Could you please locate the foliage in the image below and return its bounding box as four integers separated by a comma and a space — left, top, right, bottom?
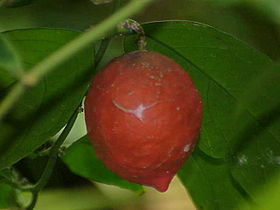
0, 0, 280, 209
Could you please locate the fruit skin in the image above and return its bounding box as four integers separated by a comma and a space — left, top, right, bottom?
85, 50, 202, 192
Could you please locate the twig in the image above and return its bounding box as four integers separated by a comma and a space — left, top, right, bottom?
94, 38, 111, 69
25, 106, 79, 210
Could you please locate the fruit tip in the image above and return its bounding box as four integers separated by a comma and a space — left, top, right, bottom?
148, 173, 174, 192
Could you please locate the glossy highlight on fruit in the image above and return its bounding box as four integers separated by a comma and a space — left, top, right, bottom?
85, 50, 202, 192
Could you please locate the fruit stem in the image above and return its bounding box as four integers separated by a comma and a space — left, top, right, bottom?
118, 19, 147, 50
0, 0, 154, 121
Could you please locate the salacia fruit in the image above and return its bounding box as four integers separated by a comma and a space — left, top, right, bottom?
85, 50, 202, 192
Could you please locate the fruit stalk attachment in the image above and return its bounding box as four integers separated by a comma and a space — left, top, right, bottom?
118, 19, 147, 50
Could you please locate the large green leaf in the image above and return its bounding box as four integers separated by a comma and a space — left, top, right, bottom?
178, 150, 252, 210
0, 29, 93, 170
62, 135, 143, 193
124, 21, 280, 209
230, 64, 280, 201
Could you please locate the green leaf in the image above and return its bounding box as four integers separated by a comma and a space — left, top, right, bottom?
230, 64, 280, 201
178, 150, 252, 210
240, 172, 280, 210
124, 21, 280, 209
62, 135, 143, 193
0, 34, 22, 78
0, 28, 93, 170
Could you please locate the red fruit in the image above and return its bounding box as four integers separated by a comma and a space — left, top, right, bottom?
85, 50, 202, 192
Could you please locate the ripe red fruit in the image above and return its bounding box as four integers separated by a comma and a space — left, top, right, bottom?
85, 50, 202, 192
